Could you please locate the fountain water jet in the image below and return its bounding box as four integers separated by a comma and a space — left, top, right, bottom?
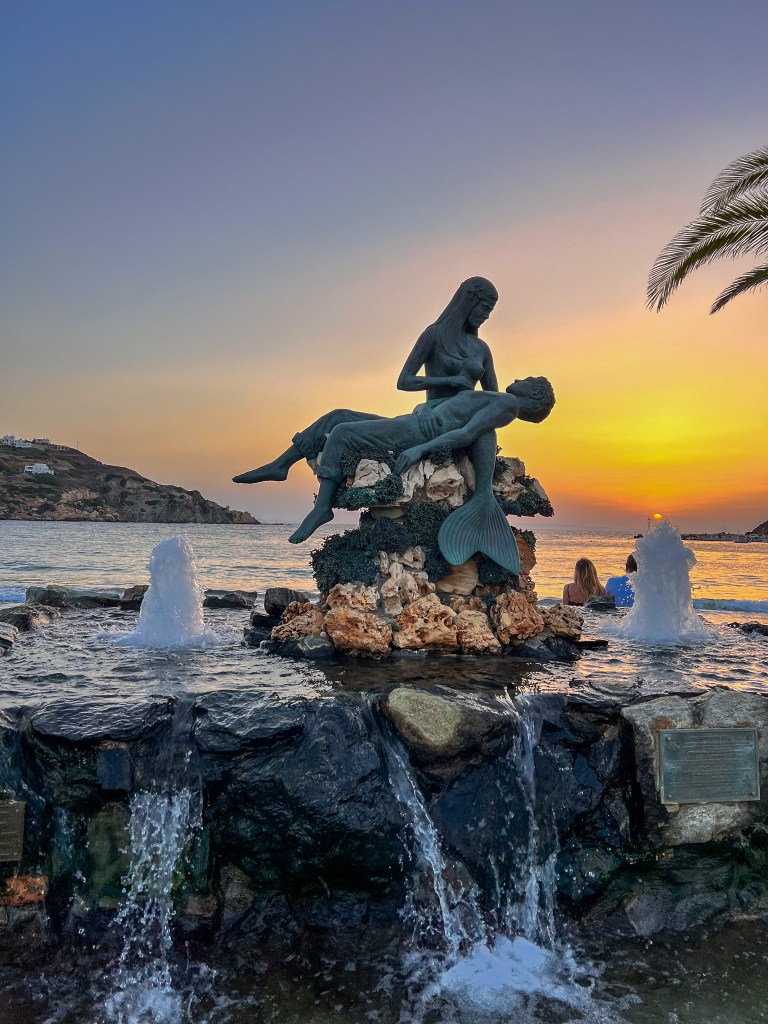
116, 536, 217, 650
621, 520, 712, 644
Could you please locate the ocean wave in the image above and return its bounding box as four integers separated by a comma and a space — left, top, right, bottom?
0, 587, 27, 604
693, 598, 768, 613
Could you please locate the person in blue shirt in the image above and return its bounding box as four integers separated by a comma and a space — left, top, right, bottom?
605, 555, 638, 607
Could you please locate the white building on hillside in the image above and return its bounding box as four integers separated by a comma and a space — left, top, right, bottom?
24, 463, 54, 475
1, 434, 16, 445
14, 440, 33, 449
32, 437, 51, 445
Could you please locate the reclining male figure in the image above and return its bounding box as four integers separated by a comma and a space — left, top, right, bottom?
279, 376, 555, 564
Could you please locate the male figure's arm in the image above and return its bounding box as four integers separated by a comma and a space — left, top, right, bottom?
392, 392, 519, 473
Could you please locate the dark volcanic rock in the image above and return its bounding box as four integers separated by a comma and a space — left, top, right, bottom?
0, 623, 19, 651
264, 587, 311, 619
0, 605, 60, 630
203, 590, 258, 609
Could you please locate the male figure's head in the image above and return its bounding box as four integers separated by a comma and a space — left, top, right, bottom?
505, 376, 556, 423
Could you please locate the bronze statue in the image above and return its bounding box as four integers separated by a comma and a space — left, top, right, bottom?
267, 378, 555, 570
232, 281, 554, 574
233, 277, 499, 485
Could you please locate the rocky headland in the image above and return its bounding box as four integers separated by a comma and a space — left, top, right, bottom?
0, 441, 259, 524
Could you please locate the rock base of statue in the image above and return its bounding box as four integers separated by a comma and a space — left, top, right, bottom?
254, 450, 583, 659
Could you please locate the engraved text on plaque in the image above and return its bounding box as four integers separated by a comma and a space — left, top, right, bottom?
658, 728, 760, 805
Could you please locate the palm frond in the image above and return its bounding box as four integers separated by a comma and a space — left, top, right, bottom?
700, 145, 768, 214
648, 201, 768, 310
709, 261, 768, 313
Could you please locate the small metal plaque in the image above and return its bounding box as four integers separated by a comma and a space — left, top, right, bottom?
658, 728, 760, 805
0, 802, 25, 862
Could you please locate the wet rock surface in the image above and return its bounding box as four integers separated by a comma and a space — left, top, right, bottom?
1, 683, 768, 964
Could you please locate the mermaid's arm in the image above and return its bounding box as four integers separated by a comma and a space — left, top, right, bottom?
397, 328, 476, 393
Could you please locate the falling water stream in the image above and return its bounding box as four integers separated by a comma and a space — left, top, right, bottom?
103, 790, 202, 1024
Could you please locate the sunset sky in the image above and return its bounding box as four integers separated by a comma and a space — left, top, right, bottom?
2, 0, 766, 532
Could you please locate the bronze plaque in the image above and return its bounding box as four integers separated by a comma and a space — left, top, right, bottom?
658, 728, 760, 805
0, 801, 25, 862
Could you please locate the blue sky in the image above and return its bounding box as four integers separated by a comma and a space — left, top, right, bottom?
2, 0, 767, 529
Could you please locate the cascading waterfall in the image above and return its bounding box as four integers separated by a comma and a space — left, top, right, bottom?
116, 536, 216, 650
103, 789, 202, 1024
510, 709, 558, 948
383, 735, 486, 958
384, 708, 591, 1020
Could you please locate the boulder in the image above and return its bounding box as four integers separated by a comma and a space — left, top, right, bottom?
490, 591, 545, 644
323, 608, 393, 656
435, 558, 479, 596
381, 686, 510, 771
542, 603, 583, 641
392, 594, 458, 651
379, 563, 431, 617
455, 608, 502, 655
120, 584, 148, 609
0, 605, 59, 630
264, 587, 311, 619
424, 464, 466, 507
350, 460, 391, 488
203, 590, 258, 609
326, 583, 378, 612
271, 602, 324, 642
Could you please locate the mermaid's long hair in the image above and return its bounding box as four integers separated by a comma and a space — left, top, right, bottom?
429, 277, 498, 359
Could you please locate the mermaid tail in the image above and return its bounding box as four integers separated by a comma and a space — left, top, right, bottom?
437, 491, 520, 574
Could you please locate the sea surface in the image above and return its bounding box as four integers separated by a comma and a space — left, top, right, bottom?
1, 520, 767, 706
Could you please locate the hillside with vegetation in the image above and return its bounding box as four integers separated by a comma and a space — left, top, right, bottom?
0, 442, 259, 524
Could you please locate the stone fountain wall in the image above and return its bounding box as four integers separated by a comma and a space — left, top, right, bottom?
2, 685, 768, 967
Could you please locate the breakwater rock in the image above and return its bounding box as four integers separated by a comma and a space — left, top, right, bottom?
1, 685, 768, 966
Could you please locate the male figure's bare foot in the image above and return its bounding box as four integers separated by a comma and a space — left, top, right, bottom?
289, 507, 334, 543
232, 461, 289, 484
232, 444, 304, 484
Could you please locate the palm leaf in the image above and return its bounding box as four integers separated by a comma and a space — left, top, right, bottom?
700, 145, 768, 214
648, 199, 768, 310
709, 261, 768, 313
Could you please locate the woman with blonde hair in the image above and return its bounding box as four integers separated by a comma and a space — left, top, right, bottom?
563, 558, 606, 606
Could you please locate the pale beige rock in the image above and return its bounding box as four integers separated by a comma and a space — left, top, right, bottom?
379, 562, 425, 616
325, 583, 378, 612
351, 460, 391, 488
271, 602, 325, 642
490, 591, 545, 644
543, 603, 584, 640
435, 558, 479, 595
425, 464, 466, 507
393, 594, 458, 651
399, 463, 426, 501
498, 455, 525, 478
448, 595, 485, 612
455, 609, 502, 654
323, 607, 392, 655
396, 546, 426, 571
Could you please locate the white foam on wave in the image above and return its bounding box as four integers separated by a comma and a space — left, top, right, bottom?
694, 598, 768, 613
